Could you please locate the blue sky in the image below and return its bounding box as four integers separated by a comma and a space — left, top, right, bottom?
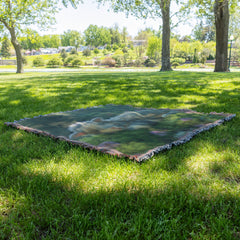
41, 1, 194, 37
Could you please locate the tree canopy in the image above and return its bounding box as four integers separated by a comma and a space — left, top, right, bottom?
0, 36, 11, 59
0, 0, 83, 73
61, 30, 83, 49
0, 0, 59, 30
96, 0, 184, 71
229, 5, 240, 40
84, 25, 111, 47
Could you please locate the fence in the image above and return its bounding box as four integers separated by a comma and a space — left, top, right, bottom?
0, 59, 17, 65
231, 61, 240, 67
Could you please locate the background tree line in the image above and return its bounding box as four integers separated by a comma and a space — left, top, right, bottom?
1, 25, 240, 69
0, 0, 239, 73
14, 25, 130, 51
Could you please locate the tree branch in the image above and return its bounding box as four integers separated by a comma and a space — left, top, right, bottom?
0, 17, 11, 30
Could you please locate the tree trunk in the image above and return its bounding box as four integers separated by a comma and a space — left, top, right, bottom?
9, 27, 24, 73
160, 0, 172, 71
214, 0, 229, 72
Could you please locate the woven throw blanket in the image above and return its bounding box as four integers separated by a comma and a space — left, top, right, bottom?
5, 105, 235, 162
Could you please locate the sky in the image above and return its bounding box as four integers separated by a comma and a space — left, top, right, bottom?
40, 1, 195, 37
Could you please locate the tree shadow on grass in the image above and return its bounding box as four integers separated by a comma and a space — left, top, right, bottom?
0, 71, 216, 119
0, 72, 190, 123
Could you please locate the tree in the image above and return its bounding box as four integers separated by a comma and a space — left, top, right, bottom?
180, 35, 193, 42
20, 29, 42, 51
214, 0, 229, 71
39, 34, 61, 48
1, 36, 11, 59
84, 25, 111, 47
61, 30, 83, 49
159, 0, 172, 71
134, 28, 154, 45
0, 0, 61, 73
146, 36, 162, 63
96, 0, 177, 71
193, 21, 215, 42
121, 27, 129, 44
229, 5, 240, 40
109, 24, 121, 45
60, 49, 68, 60
0, 0, 82, 73
188, 0, 239, 72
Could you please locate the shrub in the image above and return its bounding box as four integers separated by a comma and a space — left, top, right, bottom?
129, 43, 134, 50
193, 49, 199, 63
112, 55, 123, 67
103, 49, 108, 55
47, 57, 62, 68
82, 49, 91, 57
71, 57, 83, 67
112, 44, 119, 51
102, 57, 116, 67
147, 36, 161, 62
232, 48, 240, 62
208, 54, 215, 60
106, 45, 112, 51
94, 58, 101, 66
114, 49, 124, 55
200, 56, 207, 64
22, 56, 28, 65
171, 62, 180, 68
122, 47, 128, 53
64, 56, 75, 66
70, 48, 78, 55
123, 53, 130, 67
60, 49, 68, 60
120, 43, 126, 48
133, 58, 143, 67
144, 58, 156, 67
126, 60, 134, 67
33, 56, 45, 67
94, 48, 99, 54
193, 55, 199, 63
170, 58, 185, 65
173, 50, 187, 59
64, 56, 83, 67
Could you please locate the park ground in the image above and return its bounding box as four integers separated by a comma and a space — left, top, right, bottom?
0, 71, 240, 239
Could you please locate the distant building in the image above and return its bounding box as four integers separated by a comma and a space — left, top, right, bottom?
78, 45, 89, 52
24, 50, 41, 55
58, 46, 75, 53
97, 46, 106, 50
132, 40, 147, 47
39, 48, 58, 54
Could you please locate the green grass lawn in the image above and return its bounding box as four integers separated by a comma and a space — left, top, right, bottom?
0, 71, 239, 239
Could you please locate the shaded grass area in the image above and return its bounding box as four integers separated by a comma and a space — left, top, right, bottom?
0, 71, 240, 239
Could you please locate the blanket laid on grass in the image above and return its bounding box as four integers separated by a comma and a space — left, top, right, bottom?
5, 105, 235, 162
